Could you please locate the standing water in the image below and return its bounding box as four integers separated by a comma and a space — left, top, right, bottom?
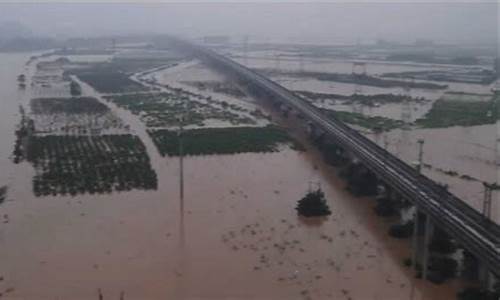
0, 53, 460, 299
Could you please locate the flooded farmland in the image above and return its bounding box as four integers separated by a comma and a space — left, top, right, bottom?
1, 2, 499, 299
0, 50, 470, 300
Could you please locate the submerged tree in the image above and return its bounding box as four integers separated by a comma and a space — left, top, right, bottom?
296, 189, 331, 217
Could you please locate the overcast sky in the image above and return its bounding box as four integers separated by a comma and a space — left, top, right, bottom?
0, 1, 498, 45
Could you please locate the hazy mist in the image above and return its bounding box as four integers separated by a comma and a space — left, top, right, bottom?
0, 2, 498, 45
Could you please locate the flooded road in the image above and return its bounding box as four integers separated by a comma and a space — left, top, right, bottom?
0, 52, 463, 299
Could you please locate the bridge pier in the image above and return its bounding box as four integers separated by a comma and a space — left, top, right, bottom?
422, 215, 434, 280
314, 137, 349, 166
411, 207, 420, 273
478, 263, 493, 291
340, 162, 378, 196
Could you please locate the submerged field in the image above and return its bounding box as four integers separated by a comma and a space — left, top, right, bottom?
28, 134, 157, 196
105, 91, 258, 128
71, 69, 149, 93
30, 97, 127, 135
0, 46, 482, 300
31, 97, 109, 115
258, 68, 448, 90
323, 109, 406, 132
148, 125, 303, 156
16, 95, 157, 196
416, 96, 498, 128
65, 57, 178, 94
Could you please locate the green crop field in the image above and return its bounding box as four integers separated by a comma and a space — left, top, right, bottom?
148, 126, 303, 156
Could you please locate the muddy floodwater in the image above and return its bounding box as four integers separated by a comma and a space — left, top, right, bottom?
0, 53, 466, 299
235, 50, 500, 224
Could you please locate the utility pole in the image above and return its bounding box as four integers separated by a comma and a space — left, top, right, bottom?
411, 208, 419, 272
422, 215, 433, 280
417, 139, 425, 173
178, 113, 185, 213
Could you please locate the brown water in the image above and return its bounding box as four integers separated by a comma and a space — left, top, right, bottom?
233, 50, 499, 224
0, 53, 461, 299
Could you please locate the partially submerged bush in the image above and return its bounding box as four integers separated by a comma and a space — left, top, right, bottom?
296, 189, 332, 217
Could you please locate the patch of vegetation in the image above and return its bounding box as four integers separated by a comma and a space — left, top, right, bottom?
295, 90, 428, 106
148, 126, 303, 156
445, 91, 493, 97
423, 164, 479, 182
321, 109, 405, 131
26, 135, 157, 196
382, 69, 496, 85
71, 69, 148, 93
30, 97, 125, 135
106, 92, 257, 128
385, 53, 483, 66
31, 97, 109, 115
460, 174, 477, 181
258, 68, 447, 89
12, 107, 34, 164
185, 81, 246, 98
0, 186, 6, 205
416, 98, 498, 128
296, 189, 331, 217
